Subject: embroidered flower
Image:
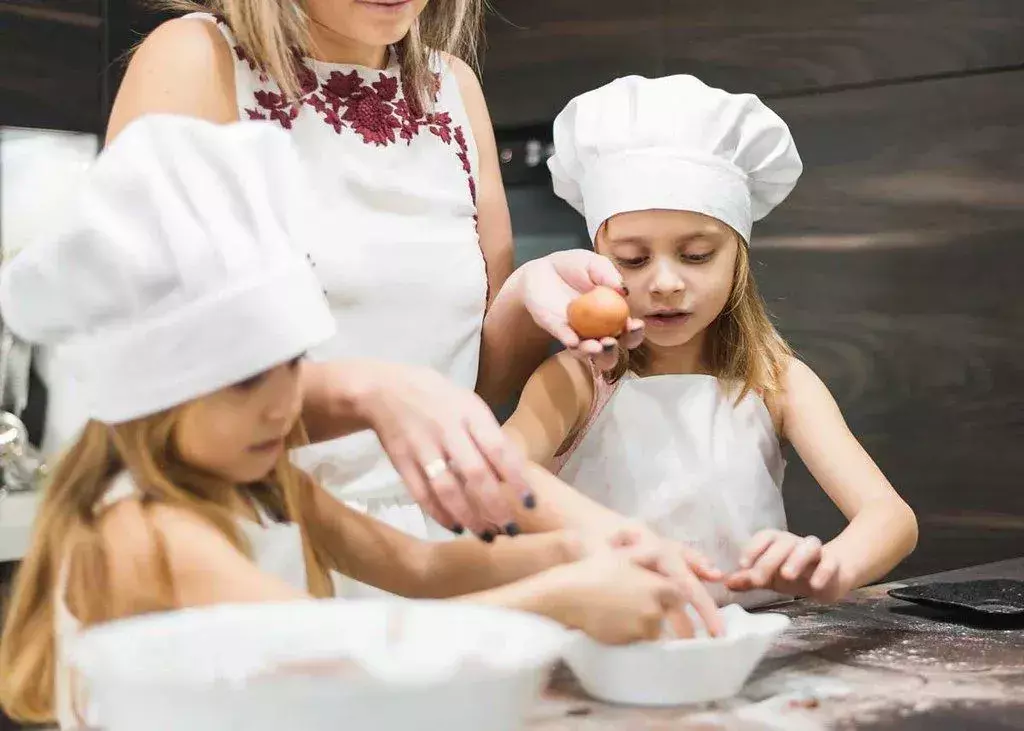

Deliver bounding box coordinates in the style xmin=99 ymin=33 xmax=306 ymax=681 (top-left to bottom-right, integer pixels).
xmin=343 ymin=89 xmax=402 ymax=146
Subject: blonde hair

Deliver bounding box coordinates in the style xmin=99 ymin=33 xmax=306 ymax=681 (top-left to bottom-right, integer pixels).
xmin=162 ymin=0 xmax=485 ymax=108
xmin=0 ymin=411 xmax=334 ymax=723
xmin=607 ymin=233 xmax=793 ymax=401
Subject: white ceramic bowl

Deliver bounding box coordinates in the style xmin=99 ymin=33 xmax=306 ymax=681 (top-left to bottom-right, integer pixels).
xmin=71 ymin=599 xmax=571 ymax=731
xmin=563 ymin=604 xmax=790 ymax=707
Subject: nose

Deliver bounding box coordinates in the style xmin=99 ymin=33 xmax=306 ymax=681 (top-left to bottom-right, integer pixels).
xmin=649 ymin=258 xmax=686 ymax=298
xmin=262 ymin=363 xmax=303 ymax=426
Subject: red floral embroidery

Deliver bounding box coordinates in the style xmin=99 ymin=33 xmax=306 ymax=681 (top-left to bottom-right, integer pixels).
xmin=220 ymin=14 xmax=476 ymax=211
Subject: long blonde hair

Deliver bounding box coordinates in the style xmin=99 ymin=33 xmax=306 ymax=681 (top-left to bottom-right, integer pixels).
xmin=0 ymin=411 xmax=333 ymax=723
xmin=610 ymin=238 xmax=793 ymax=400
xmin=161 ymin=0 xmax=485 ymax=108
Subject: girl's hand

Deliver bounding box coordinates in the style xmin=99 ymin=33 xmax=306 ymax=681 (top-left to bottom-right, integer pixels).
xmin=725 ymin=530 xmax=852 ymax=602
xmin=535 ymin=552 xmax=687 ymax=645
xmin=572 ymin=522 xmax=725 ymax=637
xmin=519 ymin=250 xmax=645 ymax=372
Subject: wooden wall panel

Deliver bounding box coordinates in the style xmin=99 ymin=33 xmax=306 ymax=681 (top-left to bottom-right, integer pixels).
xmin=484 ymin=0 xmax=1024 ymax=127
xmin=483 ymin=0 xmax=663 ymax=128
xmin=752 ymin=70 xmax=1024 ymax=579
xmin=662 ymin=0 xmax=1024 ymax=97
xmin=0 ymin=0 xmax=103 ymax=132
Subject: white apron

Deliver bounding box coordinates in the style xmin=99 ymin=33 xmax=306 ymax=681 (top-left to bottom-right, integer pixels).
xmin=557 ymin=373 xmax=789 ymax=608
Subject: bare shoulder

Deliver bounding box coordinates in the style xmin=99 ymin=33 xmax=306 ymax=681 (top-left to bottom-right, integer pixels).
xmin=107 ymin=15 xmax=237 ymax=143
xmin=763 ymin=357 xmax=823 ymax=432
xmin=766 ymin=357 xmax=845 ymax=437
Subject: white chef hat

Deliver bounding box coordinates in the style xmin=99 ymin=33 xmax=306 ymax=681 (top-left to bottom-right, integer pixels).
xmin=0 ymin=115 xmax=335 ymax=424
xmin=548 ymin=75 xmax=803 ymax=244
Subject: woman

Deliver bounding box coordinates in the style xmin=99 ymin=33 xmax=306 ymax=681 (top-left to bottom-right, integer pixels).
xmin=103 ymin=0 xmax=645 ymax=542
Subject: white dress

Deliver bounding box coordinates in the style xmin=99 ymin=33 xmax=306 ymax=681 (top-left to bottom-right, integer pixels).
xmin=40 ymin=13 xmax=487 ymax=541
xmin=554 ymin=372 xmax=790 ymax=608
xmin=54 ymin=472 xmax=309 ymax=729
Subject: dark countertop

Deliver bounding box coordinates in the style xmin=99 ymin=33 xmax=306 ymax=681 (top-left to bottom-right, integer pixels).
xmin=530 ymin=558 xmax=1024 ymax=730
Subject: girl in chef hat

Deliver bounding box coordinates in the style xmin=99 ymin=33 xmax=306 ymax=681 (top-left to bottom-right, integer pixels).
xmin=503 ymin=75 xmax=918 ymax=609
xmin=0 ymin=114 xmax=700 ymax=728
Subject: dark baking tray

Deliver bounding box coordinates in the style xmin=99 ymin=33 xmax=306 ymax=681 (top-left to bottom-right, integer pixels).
xmin=888 ymin=578 xmax=1024 ymax=616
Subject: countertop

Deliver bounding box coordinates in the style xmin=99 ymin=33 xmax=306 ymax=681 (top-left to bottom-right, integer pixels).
xmin=529 ymin=558 xmax=1024 ymax=730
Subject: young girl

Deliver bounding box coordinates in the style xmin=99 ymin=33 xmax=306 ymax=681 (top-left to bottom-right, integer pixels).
xmin=503 ymin=75 xmax=919 ymax=609
xmin=0 ymin=115 xmax=692 ymax=728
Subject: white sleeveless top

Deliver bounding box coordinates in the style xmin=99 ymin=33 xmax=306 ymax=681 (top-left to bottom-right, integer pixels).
xmin=208 ymin=13 xmax=486 ymax=538
xmin=556 ymin=372 xmax=790 ymax=608
xmin=54 ymin=472 xmax=309 ymax=729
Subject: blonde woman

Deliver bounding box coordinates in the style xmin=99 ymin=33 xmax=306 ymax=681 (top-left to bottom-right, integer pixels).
xmin=502 ymin=76 xmax=918 ymax=608
xmin=100 ymin=0 xmax=649 ymax=545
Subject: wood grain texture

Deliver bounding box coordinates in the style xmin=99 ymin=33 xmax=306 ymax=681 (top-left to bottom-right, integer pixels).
xmin=753 ymin=70 xmax=1024 ymax=579
xmin=0 ymin=0 xmax=102 ymax=132
xmin=662 ymin=0 xmax=1024 ymax=98
xmin=484 ymin=0 xmax=1024 ymax=127
xmin=483 ymin=0 xmax=663 ymax=128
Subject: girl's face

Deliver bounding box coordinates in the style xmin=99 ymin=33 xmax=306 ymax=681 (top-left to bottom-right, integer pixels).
xmin=306 ymin=0 xmax=430 ymax=50
xmin=175 ymin=358 xmax=305 ymax=484
xmin=596 ymin=210 xmax=740 ymax=351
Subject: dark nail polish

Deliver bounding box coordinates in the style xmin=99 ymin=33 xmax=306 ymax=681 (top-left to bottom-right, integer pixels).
xmin=504 ymin=522 xmax=522 ymax=537
xmin=522 ymin=493 xmax=537 ymax=510
xmin=602 ymin=342 xmax=615 ymax=352
xmin=621 ymin=286 xmax=630 ymax=296
xmin=480 ymin=530 xmax=495 ymax=543
xmin=451 ymin=523 xmax=464 ymax=535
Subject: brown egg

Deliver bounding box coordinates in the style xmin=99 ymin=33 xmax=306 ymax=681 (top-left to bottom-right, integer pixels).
xmin=567 ymin=286 xmax=630 ymax=339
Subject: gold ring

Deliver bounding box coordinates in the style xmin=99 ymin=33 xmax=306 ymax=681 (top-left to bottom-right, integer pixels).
xmin=423 ymin=458 xmax=449 ymax=481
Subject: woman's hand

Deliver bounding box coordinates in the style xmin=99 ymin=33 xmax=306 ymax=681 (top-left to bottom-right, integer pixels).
xmin=724 ymin=530 xmax=853 ymax=603
xmin=571 ymin=522 xmax=725 ymax=637
xmin=320 ymin=360 xmax=533 ymax=539
xmin=519 ymin=250 xmax=645 ymax=372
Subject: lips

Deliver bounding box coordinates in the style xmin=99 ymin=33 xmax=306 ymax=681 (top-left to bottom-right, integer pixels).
xmin=644 ymin=310 xmax=692 ymax=327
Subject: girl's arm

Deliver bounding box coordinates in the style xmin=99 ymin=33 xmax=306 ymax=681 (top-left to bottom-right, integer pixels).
xmin=777 ymin=359 xmax=918 ymax=591
xmin=500 ymin=351 xmax=625 ymax=532
xmin=308 ymin=483 xmax=579 ymax=598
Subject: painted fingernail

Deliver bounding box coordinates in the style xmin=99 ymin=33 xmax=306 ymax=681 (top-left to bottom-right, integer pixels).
xmin=602 ymin=342 xmax=615 ymax=352
xmin=504 ymin=522 xmax=521 ymax=537
xmin=628 ymin=322 xmax=644 ymax=332
xmin=451 ymin=524 xmax=464 ymax=535
xmin=522 ymin=493 xmax=537 ymax=510
xmin=621 ymin=285 xmax=630 ymax=296
xmin=480 ymin=530 xmax=495 ymax=543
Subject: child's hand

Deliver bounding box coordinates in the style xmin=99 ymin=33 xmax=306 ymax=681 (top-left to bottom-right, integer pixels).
xmin=569 ymin=522 xmax=725 ymax=637
xmin=519 ymin=251 xmax=645 ymax=372
xmin=725 ymin=530 xmax=852 ymax=602
xmin=537 ymin=552 xmax=688 ymax=645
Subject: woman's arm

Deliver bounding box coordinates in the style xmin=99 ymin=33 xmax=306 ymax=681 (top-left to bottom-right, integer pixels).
xmin=778 ymin=359 xmax=919 ymax=591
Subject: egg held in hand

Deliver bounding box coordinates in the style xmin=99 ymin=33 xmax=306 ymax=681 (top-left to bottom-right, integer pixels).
xmin=567 ymin=286 xmax=631 ymax=339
